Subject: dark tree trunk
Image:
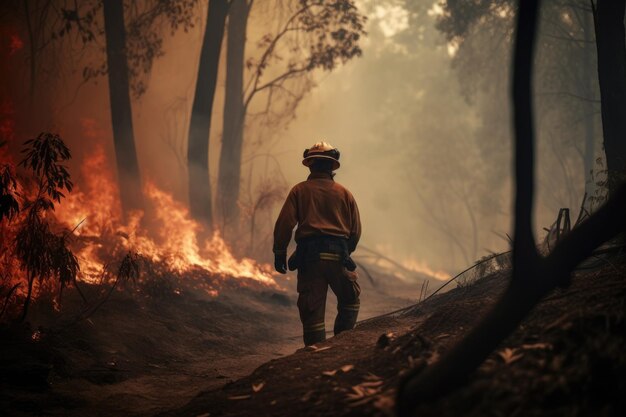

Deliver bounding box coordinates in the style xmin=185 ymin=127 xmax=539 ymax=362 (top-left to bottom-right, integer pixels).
xmin=396 ymin=1 xmax=626 ymax=414
xmin=594 ymin=0 xmax=626 ymax=193
xmin=217 ymin=0 xmax=250 ymax=230
xmin=24 ymin=0 xmax=36 ymax=104
xmin=103 ymin=0 xmax=143 ymax=213
xmin=187 ymin=0 xmax=230 ymax=228
xmin=582 ymin=8 xmax=596 ymax=195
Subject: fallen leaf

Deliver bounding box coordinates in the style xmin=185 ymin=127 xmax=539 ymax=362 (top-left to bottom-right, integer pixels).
xmin=322 ymin=370 xmax=337 ymax=377
xmin=346 ymin=379 xmax=385 ymax=406
xmin=427 ymin=351 xmax=440 ymax=365
xmin=360 ymin=380 xmax=384 ymax=388
xmin=352 ymin=385 xmax=367 ymax=397
xmin=373 ymin=392 xmax=395 ymax=412
xmin=498 ymin=347 xmax=523 ymax=365
xmin=340 ymin=364 xmax=354 ymax=373
xmin=228 ymin=395 xmax=251 ymax=400
xmin=521 ymin=342 xmax=552 ymax=350
xmin=313 ymin=346 xmax=332 ymax=353
xmin=252 ymin=382 xmax=265 ymax=392
xmin=348 ymin=396 xmax=375 ymax=407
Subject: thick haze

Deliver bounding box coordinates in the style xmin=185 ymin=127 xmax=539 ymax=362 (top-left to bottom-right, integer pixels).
xmin=4 ymin=0 xmax=599 ymax=277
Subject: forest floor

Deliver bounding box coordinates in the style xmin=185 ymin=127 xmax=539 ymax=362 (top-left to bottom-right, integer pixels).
xmin=2 ymin=253 xmax=625 ymax=416
xmin=0 ymin=262 xmax=418 ymax=416
xmin=163 ymin=253 xmax=626 ymax=417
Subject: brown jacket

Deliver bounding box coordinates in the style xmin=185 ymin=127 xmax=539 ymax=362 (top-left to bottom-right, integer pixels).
xmin=273 ymin=172 xmax=361 ymax=255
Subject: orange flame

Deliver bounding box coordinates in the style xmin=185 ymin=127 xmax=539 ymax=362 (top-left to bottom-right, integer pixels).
xmin=53 ymin=145 xmax=277 ymax=291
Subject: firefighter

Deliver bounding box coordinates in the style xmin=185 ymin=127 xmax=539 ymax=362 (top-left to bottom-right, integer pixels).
xmin=273 ymin=141 xmax=362 ymax=346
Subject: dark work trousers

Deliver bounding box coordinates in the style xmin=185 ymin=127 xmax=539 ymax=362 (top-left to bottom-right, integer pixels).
xmin=297 ymin=259 xmax=361 ymax=346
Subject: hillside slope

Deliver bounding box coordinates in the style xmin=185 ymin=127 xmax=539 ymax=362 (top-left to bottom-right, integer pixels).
xmin=0 ymin=264 xmax=417 ymax=416
xmin=167 ymin=255 xmax=626 ymax=417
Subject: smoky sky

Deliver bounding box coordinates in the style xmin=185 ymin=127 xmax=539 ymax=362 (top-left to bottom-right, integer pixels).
xmin=6 ymin=0 xmax=597 ymax=277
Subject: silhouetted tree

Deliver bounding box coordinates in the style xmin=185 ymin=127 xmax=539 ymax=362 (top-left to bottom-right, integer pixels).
xmin=4 ymin=0 xmax=198 ymax=215
xmin=216 ymin=0 xmax=250 ymax=228
xmin=215 ymin=0 xmax=366 ymax=229
xmin=593 ymin=0 xmax=626 ymax=194
xmin=103 ymin=0 xmax=143 ymax=212
xmin=187 ymin=0 xmax=231 ymax=228
xmin=397 ymin=0 xmax=626 ymax=414
xmin=14 ymin=134 xmax=79 ymax=321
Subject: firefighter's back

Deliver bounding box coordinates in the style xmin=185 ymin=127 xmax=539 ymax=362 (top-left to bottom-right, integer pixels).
xmin=292 ymin=174 xmax=357 ymax=242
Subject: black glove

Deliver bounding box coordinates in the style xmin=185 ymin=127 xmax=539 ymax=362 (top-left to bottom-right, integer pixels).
xmin=274 ymin=253 xmax=287 ymax=274
xmin=343 ymin=255 xmax=357 ymax=272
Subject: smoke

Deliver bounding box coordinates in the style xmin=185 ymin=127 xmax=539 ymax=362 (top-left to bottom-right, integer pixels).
xmin=266 ymin=1 xmax=507 ymax=274
xmin=265 ymin=1 xmax=596 ymax=276
xmin=1 ymin=0 xmax=595 ymax=278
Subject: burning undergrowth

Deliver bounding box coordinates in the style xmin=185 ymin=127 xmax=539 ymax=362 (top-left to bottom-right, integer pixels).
xmin=0 ymin=133 xmax=280 ymax=322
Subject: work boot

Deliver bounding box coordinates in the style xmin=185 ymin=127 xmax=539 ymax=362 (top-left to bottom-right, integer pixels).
xmin=334 ymin=303 xmax=359 ymax=335
xmin=303 ymin=322 xmax=326 ymax=346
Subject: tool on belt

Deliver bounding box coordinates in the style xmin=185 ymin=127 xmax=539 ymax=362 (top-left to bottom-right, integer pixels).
xmin=288 ymin=235 xmax=357 ymax=272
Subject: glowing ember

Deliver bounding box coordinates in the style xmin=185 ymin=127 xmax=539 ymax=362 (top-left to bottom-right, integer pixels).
xmin=9 ymin=34 xmax=24 ymax=55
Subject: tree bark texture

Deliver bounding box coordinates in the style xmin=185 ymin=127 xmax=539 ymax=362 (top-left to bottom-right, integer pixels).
xmin=187 ymin=0 xmax=230 ymax=228
xmin=103 ymin=0 xmax=143 ymax=213
xmin=217 ymin=0 xmax=250 ymax=229
xmin=594 ymin=0 xmax=626 ymax=193
xmin=396 ymin=0 xmax=626 ymax=415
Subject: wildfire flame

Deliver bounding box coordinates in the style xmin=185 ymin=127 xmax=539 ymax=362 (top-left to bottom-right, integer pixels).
xmin=53 ymin=145 xmax=277 ymax=293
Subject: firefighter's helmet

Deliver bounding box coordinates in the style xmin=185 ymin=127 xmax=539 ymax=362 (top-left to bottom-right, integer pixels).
xmin=302 ymin=141 xmax=341 ymax=170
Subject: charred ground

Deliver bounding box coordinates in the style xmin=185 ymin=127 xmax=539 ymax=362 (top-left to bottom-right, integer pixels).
xmin=0 ymin=261 xmax=416 ymax=416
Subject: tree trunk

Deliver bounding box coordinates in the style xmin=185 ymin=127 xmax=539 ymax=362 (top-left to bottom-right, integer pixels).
xmin=24 ymin=0 xmax=36 ymax=104
xmin=187 ymin=0 xmax=230 ymax=228
xmin=103 ymin=0 xmax=143 ymax=213
xmin=594 ymin=0 xmax=626 ymax=194
xmin=582 ymin=8 xmax=596 ymax=196
xmin=396 ymin=1 xmax=626 ymax=414
xmin=217 ymin=0 xmax=250 ymax=231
